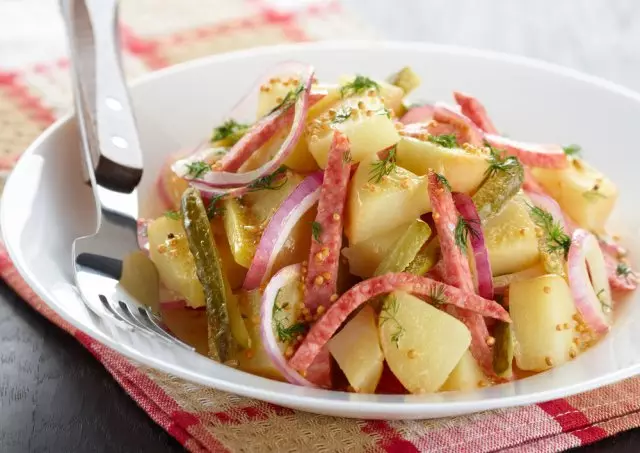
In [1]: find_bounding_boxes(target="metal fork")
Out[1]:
[60,0,192,349]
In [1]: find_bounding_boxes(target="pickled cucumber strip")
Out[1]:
[222,197,259,268]
[473,158,524,222]
[374,220,431,276]
[227,289,251,349]
[181,187,234,363]
[389,67,421,95]
[404,239,440,276]
[492,321,514,378]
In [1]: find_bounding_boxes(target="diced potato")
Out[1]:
[342,222,410,278]
[380,291,471,394]
[440,350,489,392]
[328,306,384,393]
[222,198,259,269]
[242,171,305,225]
[306,94,400,168]
[483,194,540,276]
[509,275,578,371]
[339,74,405,113]
[346,158,431,244]
[531,159,617,233]
[148,216,205,308]
[236,290,283,380]
[396,137,489,194]
[240,128,319,173]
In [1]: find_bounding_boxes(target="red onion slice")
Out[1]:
[485,134,568,169]
[260,263,316,387]
[453,193,494,300]
[243,172,324,290]
[453,91,498,134]
[288,272,511,374]
[567,229,612,335]
[433,103,484,146]
[173,68,314,188]
[400,104,435,125]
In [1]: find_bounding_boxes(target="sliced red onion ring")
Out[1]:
[433,103,484,146]
[453,193,494,300]
[243,172,324,290]
[400,104,435,125]
[260,264,315,387]
[137,219,150,255]
[485,134,568,169]
[567,229,612,335]
[598,234,627,259]
[173,68,314,188]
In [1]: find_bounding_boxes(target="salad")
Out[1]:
[140,63,637,394]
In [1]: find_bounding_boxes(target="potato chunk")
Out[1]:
[148,216,205,308]
[483,194,540,276]
[396,137,489,194]
[306,94,400,168]
[440,350,489,392]
[509,274,578,371]
[328,306,384,393]
[531,159,617,233]
[380,291,470,393]
[341,222,410,278]
[346,158,431,244]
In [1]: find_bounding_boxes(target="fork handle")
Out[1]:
[64,0,143,193]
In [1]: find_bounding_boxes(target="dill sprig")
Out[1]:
[484,144,521,179]
[247,166,288,192]
[368,145,397,183]
[454,216,480,253]
[375,107,391,119]
[275,322,307,343]
[340,75,380,98]
[426,284,446,306]
[428,134,457,149]
[311,221,322,243]
[528,205,572,258]
[380,295,405,348]
[434,172,452,192]
[563,144,582,157]
[332,106,353,124]
[616,262,635,281]
[596,288,612,313]
[164,210,181,220]
[185,161,211,178]
[268,84,304,115]
[206,194,225,220]
[211,119,249,144]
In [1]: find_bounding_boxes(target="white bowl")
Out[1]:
[3,41,640,420]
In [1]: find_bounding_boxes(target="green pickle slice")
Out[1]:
[181,187,235,363]
[374,219,431,276]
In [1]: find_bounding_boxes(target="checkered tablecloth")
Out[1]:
[2,1,640,451]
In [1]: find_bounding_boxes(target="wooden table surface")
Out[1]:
[2,0,640,451]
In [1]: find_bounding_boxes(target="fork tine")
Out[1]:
[138,307,195,351]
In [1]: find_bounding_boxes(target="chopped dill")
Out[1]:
[380,295,405,348]
[340,75,380,98]
[311,221,322,243]
[247,166,288,192]
[434,172,452,192]
[428,134,457,148]
[484,144,522,179]
[164,210,181,220]
[563,144,582,157]
[454,216,480,253]
[185,161,211,178]
[211,119,249,144]
[528,205,572,258]
[368,145,397,183]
